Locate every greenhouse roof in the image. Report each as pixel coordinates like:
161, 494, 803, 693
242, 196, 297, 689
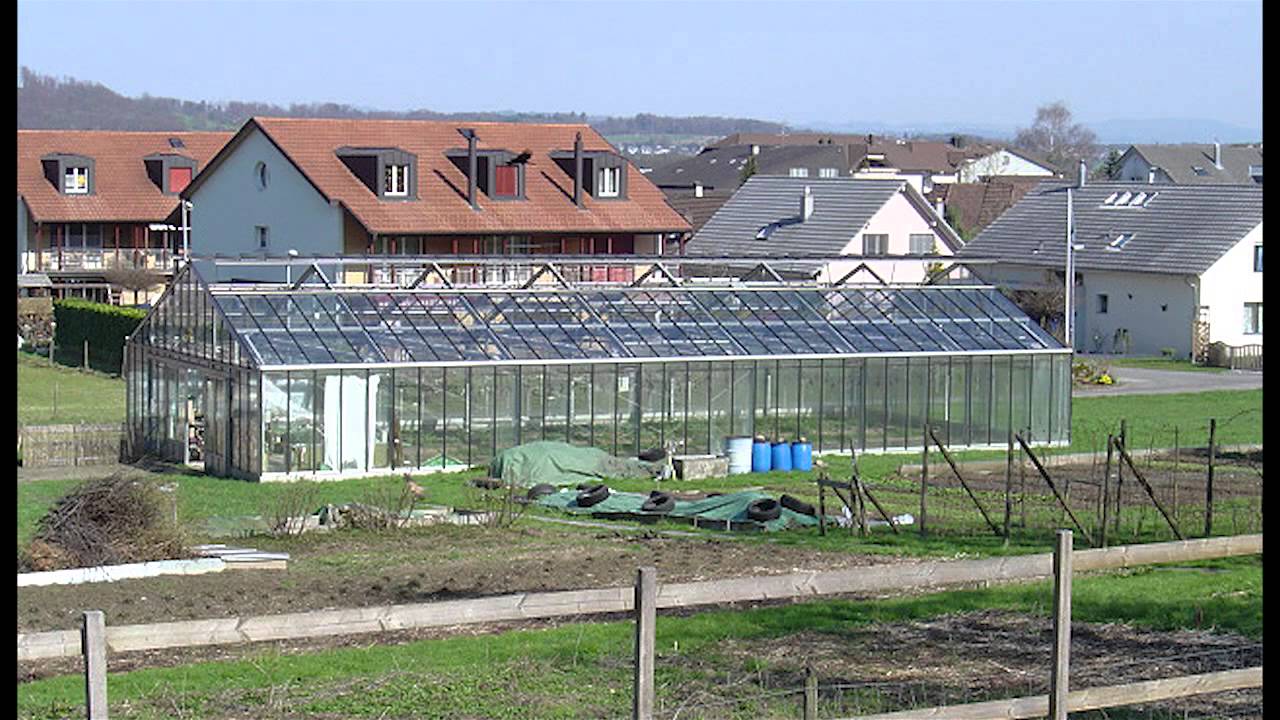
198, 280, 1063, 369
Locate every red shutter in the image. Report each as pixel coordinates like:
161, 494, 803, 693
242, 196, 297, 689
495, 166, 517, 197
168, 167, 193, 193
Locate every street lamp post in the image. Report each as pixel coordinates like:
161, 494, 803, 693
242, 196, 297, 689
181, 200, 192, 265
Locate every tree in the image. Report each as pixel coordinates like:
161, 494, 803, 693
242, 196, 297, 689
1013, 101, 1099, 174
738, 155, 758, 185
104, 267, 164, 306
1096, 148, 1124, 180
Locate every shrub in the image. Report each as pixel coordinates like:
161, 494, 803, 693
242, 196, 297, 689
52, 298, 146, 375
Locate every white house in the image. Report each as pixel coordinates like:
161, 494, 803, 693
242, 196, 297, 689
957, 148, 1059, 183
958, 181, 1262, 359
1115, 143, 1263, 185
686, 176, 965, 283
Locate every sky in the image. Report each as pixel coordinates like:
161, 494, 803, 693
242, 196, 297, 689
17, 0, 1263, 135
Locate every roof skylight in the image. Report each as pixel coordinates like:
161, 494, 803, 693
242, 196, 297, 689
1107, 233, 1132, 250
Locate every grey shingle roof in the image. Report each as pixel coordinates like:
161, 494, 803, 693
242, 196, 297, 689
1126, 144, 1263, 185
647, 144, 854, 191
688, 176, 958, 258
957, 181, 1262, 275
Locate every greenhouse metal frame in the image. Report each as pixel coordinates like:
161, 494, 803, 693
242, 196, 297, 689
124, 257, 1072, 481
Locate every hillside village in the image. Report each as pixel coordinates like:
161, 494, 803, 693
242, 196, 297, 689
15, 3, 1262, 720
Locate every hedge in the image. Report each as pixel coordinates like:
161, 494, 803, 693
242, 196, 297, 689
52, 298, 147, 375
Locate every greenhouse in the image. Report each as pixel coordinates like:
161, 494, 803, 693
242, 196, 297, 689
123, 258, 1072, 481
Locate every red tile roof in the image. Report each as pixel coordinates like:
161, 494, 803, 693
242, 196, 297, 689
201, 117, 690, 235
18, 130, 233, 223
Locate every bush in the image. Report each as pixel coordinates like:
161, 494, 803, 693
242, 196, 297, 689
1072, 359, 1116, 386
52, 298, 146, 375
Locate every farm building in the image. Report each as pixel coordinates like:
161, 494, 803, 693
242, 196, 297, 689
123, 257, 1071, 481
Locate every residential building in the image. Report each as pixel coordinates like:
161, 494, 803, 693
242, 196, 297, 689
956, 148, 1060, 183
686, 176, 965, 284
958, 181, 1262, 358
18, 130, 233, 303
1115, 143, 1263, 184
182, 117, 690, 284
926, 177, 1045, 240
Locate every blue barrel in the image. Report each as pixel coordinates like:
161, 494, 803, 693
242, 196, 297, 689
724, 436, 753, 475
751, 439, 773, 473
771, 441, 793, 472
791, 440, 813, 472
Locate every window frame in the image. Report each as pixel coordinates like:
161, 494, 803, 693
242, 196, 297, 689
1243, 302, 1263, 335
597, 166, 621, 198
789, 167, 810, 178
64, 166, 89, 195
908, 234, 935, 256
1097, 293, 1109, 315
862, 234, 889, 257
1254, 245, 1263, 273
384, 164, 410, 198
819, 167, 840, 178
256, 225, 270, 250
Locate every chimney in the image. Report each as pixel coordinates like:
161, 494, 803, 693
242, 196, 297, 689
800, 185, 814, 222
1078, 159, 1087, 188
935, 198, 945, 219
573, 132, 584, 208
1214, 140, 1223, 169
751, 144, 760, 156
459, 128, 479, 210
694, 181, 703, 198
1148, 166, 1157, 184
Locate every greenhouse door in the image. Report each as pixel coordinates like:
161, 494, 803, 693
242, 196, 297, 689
201, 375, 230, 477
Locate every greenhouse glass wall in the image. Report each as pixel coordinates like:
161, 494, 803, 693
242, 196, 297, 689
124, 262, 1072, 481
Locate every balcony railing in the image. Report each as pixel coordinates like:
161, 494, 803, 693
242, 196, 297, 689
23, 248, 176, 274
363, 261, 637, 287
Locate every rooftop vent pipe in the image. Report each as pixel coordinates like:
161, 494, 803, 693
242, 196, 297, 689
1078, 159, 1087, 188
1214, 141, 1223, 169
574, 132, 584, 208
800, 185, 814, 222
694, 181, 703, 198
459, 128, 478, 210
1148, 166, 1157, 184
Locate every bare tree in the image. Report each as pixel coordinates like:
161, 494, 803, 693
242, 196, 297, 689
1001, 285, 1066, 340
1014, 102, 1099, 176
104, 267, 164, 306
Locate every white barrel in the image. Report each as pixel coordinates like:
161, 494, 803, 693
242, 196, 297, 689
724, 436, 753, 475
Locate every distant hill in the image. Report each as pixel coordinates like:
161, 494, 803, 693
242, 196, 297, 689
16, 67, 793, 141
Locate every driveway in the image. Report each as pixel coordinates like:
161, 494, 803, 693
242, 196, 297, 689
1072, 365, 1263, 397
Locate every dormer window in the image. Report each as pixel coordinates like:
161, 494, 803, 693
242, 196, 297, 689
64, 166, 89, 194
597, 166, 621, 197
337, 147, 417, 200
144, 153, 197, 195
384, 164, 410, 197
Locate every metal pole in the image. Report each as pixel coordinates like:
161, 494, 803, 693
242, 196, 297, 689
1065, 188, 1074, 349
632, 566, 656, 720
1004, 431, 1014, 543
919, 424, 929, 537
1048, 530, 1073, 720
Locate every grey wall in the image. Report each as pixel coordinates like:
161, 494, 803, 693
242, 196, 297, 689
188, 128, 343, 282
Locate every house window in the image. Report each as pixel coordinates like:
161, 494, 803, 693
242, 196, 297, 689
255, 161, 270, 190
1254, 245, 1263, 272
63, 166, 89, 194
789, 168, 809, 178
1097, 294, 1109, 314
819, 167, 840, 178
908, 234, 934, 256
597, 167, 621, 198
256, 226, 270, 250
384, 164, 409, 197
1243, 303, 1263, 335
862, 234, 888, 256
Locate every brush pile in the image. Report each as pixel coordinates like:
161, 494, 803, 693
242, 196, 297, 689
21, 473, 188, 572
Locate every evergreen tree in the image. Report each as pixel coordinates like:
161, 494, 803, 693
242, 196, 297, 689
738, 155, 758, 185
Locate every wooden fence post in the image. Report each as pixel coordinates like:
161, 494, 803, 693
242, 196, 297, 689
919, 424, 929, 538
1004, 431, 1014, 544
633, 566, 656, 720
1100, 435, 1112, 548
1115, 420, 1127, 523
82, 610, 108, 720
818, 482, 827, 537
1205, 419, 1217, 538
1049, 530, 1073, 720
803, 664, 818, 720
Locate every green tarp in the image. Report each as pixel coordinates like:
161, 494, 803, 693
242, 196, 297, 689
488, 441, 661, 488
537, 488, 818, 532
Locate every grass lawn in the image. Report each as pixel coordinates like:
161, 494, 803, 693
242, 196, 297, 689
1106, 356, 1230, 373
17, 352, 125, 426
16, 555, 1261, 719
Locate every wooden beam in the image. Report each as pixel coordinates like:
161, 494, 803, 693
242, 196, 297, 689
632, 566, 656, 720
1014, 433, 1093, 545
82, 610, 108, 719
1048, 530, 1072, 720
929, 427, 1001, 536
1112, 437, 1185, 541
837, 667, 1262, 720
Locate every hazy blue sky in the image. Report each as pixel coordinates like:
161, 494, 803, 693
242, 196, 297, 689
17, 0, 1262, 132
